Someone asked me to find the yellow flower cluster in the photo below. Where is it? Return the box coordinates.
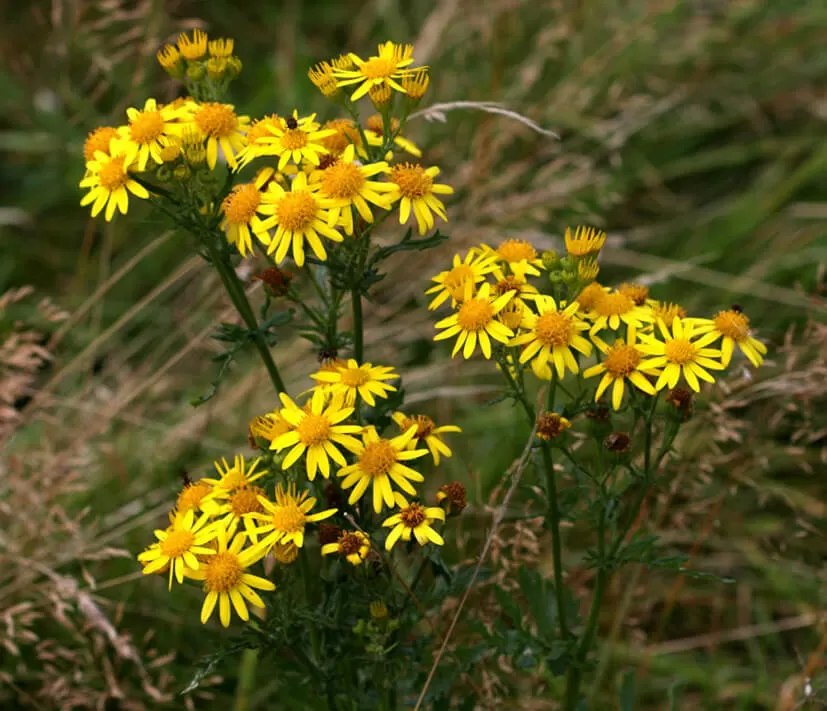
[430,232,768,410]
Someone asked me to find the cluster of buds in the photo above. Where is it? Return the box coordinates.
[543,226,607,293]
[157,30,242,100]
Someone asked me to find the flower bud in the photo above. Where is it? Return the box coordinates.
[186,62,206,82]
[541,249,560,270]
[206,57,227,80]
[560,270,578,285]
[155,165,172,183]
[173,164,191,182]
[536,412,571,440]
[369,601,389,620]
[226,56,243,78]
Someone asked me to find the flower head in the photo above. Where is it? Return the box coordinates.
[618,283,651,306]
[401,68,429,100]
[184,527,274,627]
[436,481,467,515]
[269,390,362,480]
[138,509,218,589]
[332,41,418,101]
[177,29,208,60]
[249,409,293,446]
[157,44,181,72]
[257,172,345,266]
[583,329,659,410]
[176,479,213,514]
[386,163,453,235]
[192,102,249,169]
[208,37,234,58]
[426,249,500,311]
[690,308,767,367]
[202,455,267,500]
[79,140,148,221]
[84,126,119,162]
[637,317,725,392]
[247,112,335,171]
[249,482,336,550]
[337,426,427,514]
[648,301,687,328]
[320,118,362,157]
[220,180,270,257]
[310,359,398,407]
[565,225,606,257]
[391,412,461,466]
[489,238,544,278]
[321,530,371,565]
[588,290,654,334]
[434,282,514,359]
[535,412,571,440]
[121,98,191,171]
[510,295,593,379]
[575,282,607,312]
[308,61,340,97]
[383,496,445,550]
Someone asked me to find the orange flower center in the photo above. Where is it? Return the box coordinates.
[84,126,119,161]
[229,486,265,516]
[497,239,536,263]
[359,440,398,478]
[296,413,332,446]
[619,283,650,306]
[713,310,750,340]
[340,366,370,387]
[442,265,475,299]
[269,504,306,533]
[603,344,642,377]
[160,529,194,558]
[276,191,317,231]
[98,156,129,191]
[493,276,524,296]
[456,298,494,332]
[320,160,365,199]
[203,551,243,593]
[664,339,697,365]
[322,119,360,155]
[129,110,165,144]
[390,163,433,198]
[280,128,308,151]
[222,184,261,225]
[534,311,573,347]
[194,103,238,138]
[360,57,396,79]
[399,503,426,528]
[576,283,605,311]
[177,482,212,512]
[339,531,366,556]
[219,469,248,492]
[594,292,635,316]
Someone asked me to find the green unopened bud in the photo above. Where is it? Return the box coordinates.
[548,271,563,284]
[559,256,576,272]
[226,56,243,78]
[541,249,560,270]
[186,146,207,167]
[561,270,578,285]
[155,165,172,183]
[173,164,191,182]
[195,168,216,188]
[186,62,206,81]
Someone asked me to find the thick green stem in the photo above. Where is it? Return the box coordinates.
[206,241,287,394]
[352,289,364,362]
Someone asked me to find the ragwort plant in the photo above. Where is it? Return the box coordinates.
[79,29,768,710]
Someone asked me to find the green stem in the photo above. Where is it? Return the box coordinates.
[541,444,569,641]
[233,648,258,711]
[352,288,364,362]
[206,240,287,394]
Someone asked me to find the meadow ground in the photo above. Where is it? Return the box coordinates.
[1,1,826,708]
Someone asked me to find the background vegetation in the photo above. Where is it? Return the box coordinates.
[1,0,826,708]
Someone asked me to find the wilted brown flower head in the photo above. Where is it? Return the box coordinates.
[253,267,294,297]
[436,481,467,515]
[536,412,571,440]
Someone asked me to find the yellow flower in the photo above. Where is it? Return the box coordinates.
[401,68,429,100]
[249,409,293,445]
[383,496,445,550]
[587,289,654,334]
[234,113,282,169]
[332,41,418,101]
[208,37,234,58]
[177,29,208,61]
[176,479,213,514]
[510,295,593,379]
[583,330,659,410]
[156,44,181,71]
[247,112,336,171]
[618,283,651,307]
[83,126,119,162]
[184,527,274,628]
[120,98,191,171]
[487,238,545,279]
[272,542,299,564]
[386,163,453,235]
[200,486,270,542]
[425,249,500,311]
[257,172,344,266]
[220,179,271,257]
[575,282,607,313]
[308,61,340,97]
[202,455,267,500]
[270,390,362,480]
[565,225,607,257]
[365,115,422,158]
[79,140,149,221]
[310,359,398,407]
[138,509,218,589]
[311,144,395,235]
[192,102,250,169]
[320,118,363,158]
[321,530,371,566]
[647,301,687,329]
[637,317,725,392]
[391,412,461,466]
[489,268,540,309]
[434,282,514,359]
[338,426,427,514]
[688,308,767,367]
[249,482,336,550]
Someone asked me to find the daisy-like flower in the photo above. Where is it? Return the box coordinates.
[510,295,593,379]
[587,289,654,334]
[311,144,395,235]
[434,282,514,359]
[185,527,274,628]
[637,317,725,392]
[120,98,191,171]
[386,163,453,235]
[565,225,607,257]
[83,126,119,162]
[391,412,461,466]
[338,426,427,514]
[689,308,767,367]
[269,390,362,480]
[618,283,652,307]
[156,44,181,72]
[200,485,270,542]
[138,509,218,589]
[383,495,445,551]
[177,29,208,61]
[249,482,337,550]
[425,249,500,311]
[486,238,545,279]
[79,141,149,221]
[257,172,344,266]
[583,330,660,410]
[176,479,214,514]
[310,359,399,407]
[365,115,422,158]
[233,114,281,170]
[192,102,250,169]
[647,301,687,329]
[250,112,336,171]
[308,61,340,98]
[321,530,371,565]
[320,118,363,158]
[575,282,607,312]
[201,455,267,501]
[249,409,293,446]
[208,37,234,58]
[490,268,540,310]
[220,177,272,257]
[332,41,418,101]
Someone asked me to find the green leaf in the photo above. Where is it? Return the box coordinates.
[619,670,637,711]
[668,681,683,710]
